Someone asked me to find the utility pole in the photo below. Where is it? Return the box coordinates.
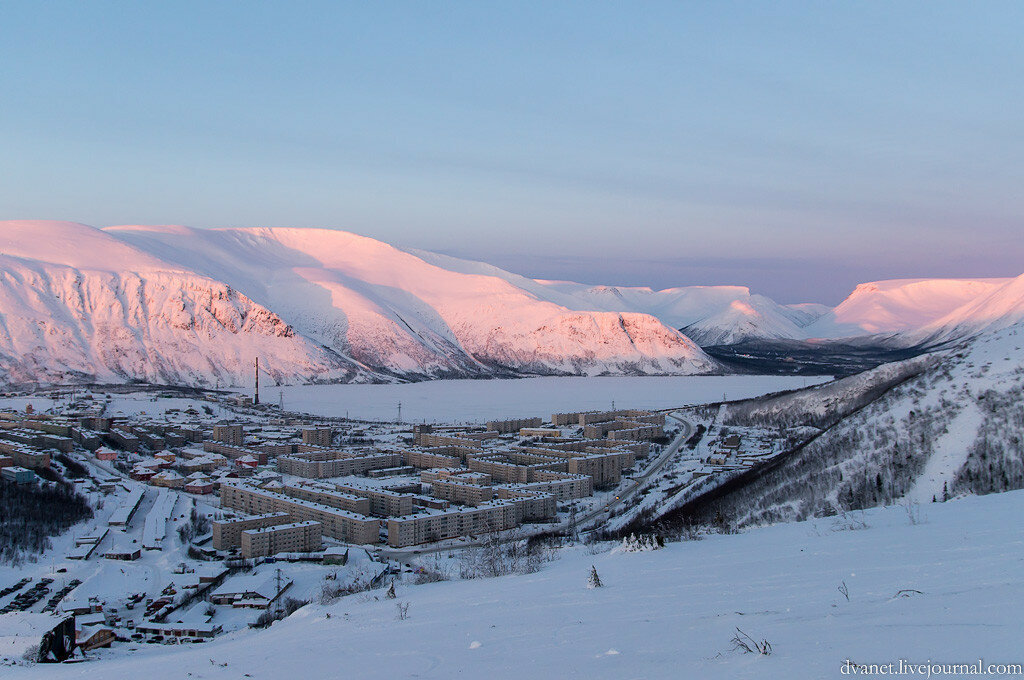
[254,357,260,405]
[397,401,402,424]
[275,567,283,617]
[279,390,283,411]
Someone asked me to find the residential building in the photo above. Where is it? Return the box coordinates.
[240,520,322,558]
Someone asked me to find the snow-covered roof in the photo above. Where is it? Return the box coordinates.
[0,612,72,660]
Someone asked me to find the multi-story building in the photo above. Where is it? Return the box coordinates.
[0,441,51,469]
[430,478,495,506]
[485,417,543,434]
[240,521,322,558]
[212,512,292,550]
[385,500,520,547]
[277,448,402,478]
[401,448,461,469]
[282,483,371,515]
[219,483,381,545]
[212,424,245,445]
[203,442,270,465]
[332,482,416,517]
[301,428,333,447]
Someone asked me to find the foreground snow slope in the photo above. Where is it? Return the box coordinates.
[12,490,1024,679]
[0,221,717,386]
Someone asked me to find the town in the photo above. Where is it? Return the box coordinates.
[0,387,781,660]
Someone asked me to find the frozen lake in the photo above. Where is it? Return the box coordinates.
[267,375,831,424]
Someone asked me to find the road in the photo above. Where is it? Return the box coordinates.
[575,412,694,529]
[379,411,695,564]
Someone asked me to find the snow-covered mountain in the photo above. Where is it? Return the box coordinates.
[534,276,1024,347]
[800,277,1013,341]
[0,221,717,387]
[534,281,822,345]
[909,273,1024,346]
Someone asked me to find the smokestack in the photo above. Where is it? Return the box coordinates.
[255,357,260,405]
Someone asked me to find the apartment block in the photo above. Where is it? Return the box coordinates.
[493,487,557,521]
[414,431,498,449]
[301,428,334,447]
[0,441,51,469]
[212,424,245,445]
[523,470,593,500]
[203,442,270,465]
[282,483,371,515]
[401,448,461,469]
[485,417,542,434]
[332,482,416,517]
[430,478,496,506]
[386,500,519,547]
[520,428,562,438]
[240,521,322,558]
[277,448,402,478]
[220,483,381,545]
[212,512,292,550]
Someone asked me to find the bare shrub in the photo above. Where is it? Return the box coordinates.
[731,628,772,655]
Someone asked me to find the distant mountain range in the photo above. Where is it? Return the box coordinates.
[0,220,1021,387]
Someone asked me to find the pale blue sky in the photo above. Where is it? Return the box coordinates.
[2,2,1022,302]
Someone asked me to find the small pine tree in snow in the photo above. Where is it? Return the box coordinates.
[588,565,603,589]
[619,533,662,553]
[386,581,396,599]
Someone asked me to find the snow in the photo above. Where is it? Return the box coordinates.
[0,221,719,386]
[904,404,985,505]
[141,490,178,551]
[804,277,1012,339]
[270,375,829,423]
[6,488,1024,678]
[535,280,817,343]
[0,613,68,661]
[537,275,1024,346]
[1,222,1018,388]
[914,273,1024,345]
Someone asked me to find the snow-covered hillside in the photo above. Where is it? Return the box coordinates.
[911,273,1024,346]
[800,277,1012,340]
[0,222,369,386]
[536,276,1024,347]
[0,221,717,387]
[7,490,1024,678]
[536,281,820,344]
[681,318,1024,527]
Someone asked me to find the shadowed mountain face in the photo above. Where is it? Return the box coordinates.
[0,221,718,387]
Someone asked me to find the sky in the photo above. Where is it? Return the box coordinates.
[1,2,1022,303]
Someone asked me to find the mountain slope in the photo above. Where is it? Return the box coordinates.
[911,273,1024,346]
[0,221,718,386]
[675,318,1024,527]
[534,281,819,344]
[801,277,1012,340]
[0,222,372,386]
